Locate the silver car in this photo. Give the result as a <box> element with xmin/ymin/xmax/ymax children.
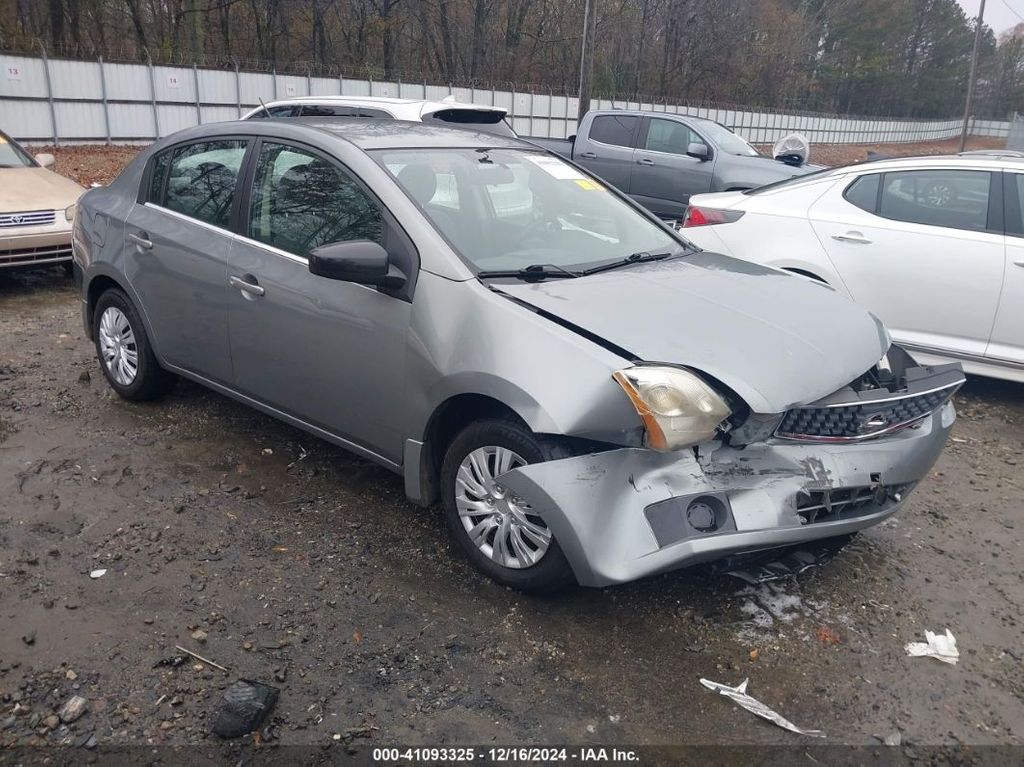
<box><xmin>72</xmin><ymin>120</ymin><xmax>963</xmax><ymax>592</ymax></box>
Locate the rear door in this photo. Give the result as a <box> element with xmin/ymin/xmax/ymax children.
<box><xmin>124</xmin><ymin>138</ymin><xmax>249</xmax><ymax>383</ymax></box>
<box><xmin>808</xmin><ymin>167</ymin><xmax>1004</xmax><ymax>359</ymax></box>
<box><xmin>574</xmin><ymin>114</ymin><xmax>640</xmax><ymax>193</ymax></box>
<box><xmin>990</xmin><ymin>172</ymin><xmax>1024</xmax><ymax>365</ymax></box>
<box><xmin>629</xmin><ymin>117</ymin><xmax>715</xmax><ymax>218</ymax></box>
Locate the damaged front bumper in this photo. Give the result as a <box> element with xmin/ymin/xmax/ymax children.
<box><xmin>500</xmin><ymin>400</ymin><xmax>956</xmax><ymax>587</ymax></box>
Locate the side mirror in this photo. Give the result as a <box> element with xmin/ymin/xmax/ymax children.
<box><xmin>308</xmin><ymin>240</ymin><xmax>405</xmax><ymax>289</ymax></box>
<box><xmin>686</xmin><ymin>142</ymin><xmax>709</xmax><ymax>161</ymax></box>
<box><xmin>35</xmin><ymin>153</ymin><xmax>56</xmax><ymax>168</ymax></box>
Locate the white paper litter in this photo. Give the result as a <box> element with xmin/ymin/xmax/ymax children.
<box><xmin>89</xmin><ymin>569</ymin><xmax>107</xmax><ymax>579</ymax></box>
<box><xmin>700</xmin><ymin>677</ymin><xmax>825</xmax><ymax>738</ymax></box>
<box><xmin>905</xmin><ymin>629</ymin><xmax>959</xmax><ymax>665</ymax></box>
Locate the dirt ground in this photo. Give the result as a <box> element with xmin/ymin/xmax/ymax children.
<box><xmin>1</xmin><ymin>259</ymin><xmax>1023</xmax><ymax>759</ymax></box>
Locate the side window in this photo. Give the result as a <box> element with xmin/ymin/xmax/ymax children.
<box><xmin>644</xmin><ymin>118</ymin><xmax>698</xmax><ymax>155</ymax></box>
<box><xmin>589</xmin><ymin>115</ymin><xmax>640</xmax><ymax>148</ymax></box>
<box><xmin>248</xmin><ymin>142</ymin><xmax>383</xmax><ymax>257</ymax></box>
<box><xmin>843</xmin><ymin>174</ymin><xmax>879</xmax><ymax>213</ymax></box>
<box><xmin>249</xmin><ymin>105</ymin><xmax>296</xmax><ymax>119</ymax></box>
<box><xmin>879</xmin><ymin>170</ymin><xmax>991</xmax><ymax>232</ymax></box>
<box><xmin>146</xmin><ymin>149</ymin><xmax>171</xmax><ymax>203</ymax></box>
<box><xmin>163</xmin><ymin>140</ymin><xmax>247</xmax><ymax>228</ymax></box>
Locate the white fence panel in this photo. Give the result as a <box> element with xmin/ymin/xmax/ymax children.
<box><xmin>1</xmin><ymin>52</ymin><xmax>1013</xmax><ymax>146</ymax></box>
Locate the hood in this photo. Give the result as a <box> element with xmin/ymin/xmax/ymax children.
<box><xmin>0</xmin><ymin>167</ymin><xmax>83</xmax><ymax>213</ymax></box>
<box><xmin>497</xmin><ymin>252</ymin><xmax>889</xmax><ymax>414</ymax></box>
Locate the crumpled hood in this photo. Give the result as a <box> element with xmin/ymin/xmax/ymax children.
<box><xmin>497</xmin><ymin>252</ymin><xmax>889</xmax><ymax>414</ymax></box>
<box><xmin>0</xmin><ymin>168</ymin><xmax>83</xmax><ymax>213</ymax></box>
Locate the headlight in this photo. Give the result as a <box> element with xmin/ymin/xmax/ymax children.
<box><xmin>613</xmin><ymin>366</ymin><xmax>731</xmax><ymax>451</ymax></box>
<box><xmin>64</xmin><ymin>204</ymin><xmax>76</xmax><ymax>222</ymax></box>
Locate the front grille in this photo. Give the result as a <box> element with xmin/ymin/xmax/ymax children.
<box><xmin>0</xmin><ymin>243</ymin><xmax>73</xmax><ymax>266</ymax></box>
<box><xmin>776</xmin><ymin>386</ymin><xmax>956</xmax><ymax>441</ymax></box>
<box><xmin>0</xmin><ymin>210</ymin><xmax>57</xmax><ymax>228</ymax></box>
<box><xmin>796</xmin><ymin>483</ymin><xmax>912</xmax><ymax>525</ymax></box>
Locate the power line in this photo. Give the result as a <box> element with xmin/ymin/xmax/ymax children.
<box><xmin>997</xmin><ymin>0</ymin><xmax>1024</xmax><ymax>26</ymax></box>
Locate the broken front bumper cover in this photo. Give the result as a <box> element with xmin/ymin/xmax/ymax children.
<box><xmin>500</xmin><ymin>400</ymin><xmax>956</xmax><ymax>587</ymax></box>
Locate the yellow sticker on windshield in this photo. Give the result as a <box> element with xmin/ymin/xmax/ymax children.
<box><xmin>0</xmin><ymin>135</ymin><xmax>7</xmax><ymax>144</ymax></box>
<box><xmin>574</xmin><ymin>179</ymin><xmax>604</xmax><ymax>191</ymax></box>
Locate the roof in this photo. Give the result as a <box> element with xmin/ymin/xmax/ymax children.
<box><xmin>299</xmin><ymin>119</ymin><xmax>529</xmax><ymax>150</ymax></box>
<box><xmin>590</xmin><ymin>108</ymin><xmax>717</xmax><ymax>124</ymax></box>
<box><xmin>261</xmin><ymin>95</ymin><xmax>506</xmax><ymax>113</ymax></box>
<box><xmin>843</xmin><ymin>153</ymin><xmax>1024</xmax><ymax>171</ymax></box>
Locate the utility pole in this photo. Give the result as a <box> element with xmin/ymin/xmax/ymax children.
<box><xmin>960</xmin><ymin>0</ymin><xmax>986</xmax><ymax>152</ymax></box>
<box><xmin>577</xmin><ymin>0</ymin><xmax>597</xmax><ymax>126</ymax></box>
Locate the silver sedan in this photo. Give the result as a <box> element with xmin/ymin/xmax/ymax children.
<box><xmin>72</xmin><ymin>119</ymin><xmax>963</xmax><ymax>591</ymax></box>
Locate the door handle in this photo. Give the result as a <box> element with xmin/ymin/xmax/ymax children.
<box><xmin>636</xmin><ymin>157</ymin><xmax>654</xmax><ymax>166</ymax></box>
<box><xmin>1014</xmin><ymin>260</ymin><xmax>1024</xmax><ymax>267</ymax></box>
<box><xmin>229</xmin><ymin>275</ymin><xmax>265</xmax><ymax>297</ymax></box>
<box><xmin>831</xmin><ymin>232</ymin><xmax>872</xmax><ymax>245</ymax></box>
<box><xmin>128</xmin><ymin>232</ymin><xmax>152</xmax><ymax>249</ymax></box>
<box><xmin>578</xmin><ymin>152</ymin><xmax>597</xmax><ymax>159</ymax></box>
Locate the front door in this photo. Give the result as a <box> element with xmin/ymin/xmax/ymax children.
<box><xmin>809</xmin><ymin>168</ymin><xmax>1004</xmax><ymax>359</ymax></box>
<box><xmin>124</xmin><ymin>138</ymin><xmax>249</xmax><ymax>384</ymax></box>
<box><xmin>629</xmin><ymin>117</ymin><xmax>715</xmax><ymax>218</ymax></box>
<box><xmin>226</xmin><ymin>140</ymin><xmax>412</xmax><ymax>462</ymax></box>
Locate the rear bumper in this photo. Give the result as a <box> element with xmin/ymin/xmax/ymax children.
<box><xmin>0</xmin><ymin>228</ymin><xmax>73</xmax><ymax>268</ymax></box>
<box><xmin>500</xmin><ymin>401</ymin><xmax>955</xmax><ymax>587</ymax></box>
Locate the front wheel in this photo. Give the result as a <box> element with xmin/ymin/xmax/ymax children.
<box><xmin>440</xmin><ymin>419</ymin><xmax>575</xmax><ymax>592</ymax></box>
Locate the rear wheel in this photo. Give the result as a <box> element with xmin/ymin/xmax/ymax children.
<box><xmin>93</xmin><ymin>288</ymin><xmax>174</xmax><ymax>401</ymax></box>
<box><xmin>440</xmin><ymin>419</ymin><xmax>575</xmax><ymax>592</ymax></box>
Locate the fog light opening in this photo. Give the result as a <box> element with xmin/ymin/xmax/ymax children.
<box><xmin>686</xmin><ymin>495</ymin><xmax>727</xmax><ymax>533</ymax></box>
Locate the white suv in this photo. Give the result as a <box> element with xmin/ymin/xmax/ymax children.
<box><xmin>681</xmin><ymin>153</ymin><xmax>1024</xmax><ymax>383</ymax></box>
<box><xmin>242</xmin><ymin>96</ymin><xmax>514</xmax><ymax>136</ymax></box>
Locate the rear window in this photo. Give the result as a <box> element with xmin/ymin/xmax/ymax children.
<box><xmin>843</xmin><ymin>174</ymin><xmax>880</xmax><ymax>212</ymax></box>
<box><xmin>299</xmin><ymin>104</ymin><xmax>392</xmax><ymax>118</ymax></box>
<box><xmin>590</xmin><ymin>115</ymin><xmax>640</xmax><ymax>148</ymax></box>
<box><xmin>742</xmin><ymin>167</ymin><xmax>836</xmax><ymax>195</ymax></box>
<box><xmin>424</xmin><ymin>109</ymin><xmax>515</xmax><ymax>137</ymax></box>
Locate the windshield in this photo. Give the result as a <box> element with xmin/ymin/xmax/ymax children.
<box><xmin>0</xmin><ymin>132</ymin><xmax>36</xmax><ymax>168</ymax></box>
<box><xmin>697</xmin><ymin>121</ymin><xmax>759</xmax><ymax>157</ymax></box>
<box><xmin>374</xmin><ymin>148</ymin><xmax>681</xmax><ymax>272</ymax></box>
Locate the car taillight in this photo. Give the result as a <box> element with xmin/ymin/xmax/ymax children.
<box><xmin>682</xmin><ymin>206</ymin><xmax>745</xmax><ymax>227</ymax></box>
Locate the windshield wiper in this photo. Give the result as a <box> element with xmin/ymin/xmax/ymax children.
<box><xmin>579</xmin><ymin>250</ymin><xmax>678</xmax><ymax>276</ymax></box>
<box><xmin>477</xmin><ymin>263</ymin><xmax>581</xmax><ymax>281</ymax></box>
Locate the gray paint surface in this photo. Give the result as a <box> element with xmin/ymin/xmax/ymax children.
<box><xmin>532</xmin><ymin>110</ymin><xmax>825</xmax><ymax>217</ymax></box>
<box><xmin>73</xmin><ymin>118</ymin><xmax>960</xmax><ymax>585</ymax></box>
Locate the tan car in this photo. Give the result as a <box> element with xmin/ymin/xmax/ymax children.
<box><xmin>1</xmin><ymin>130</ymin><xmax>82</xmax><ymax>271</ymax></box>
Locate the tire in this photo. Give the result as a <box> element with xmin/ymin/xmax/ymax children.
<box><xmin>92</xmin><ymin>288</ymin><xmax>174</xmax><ymax>401</ymax></box>
<box><xmin>440</xmin><ymin>419</ymin><xmax>576</xmax><ymax>593</ymax></box>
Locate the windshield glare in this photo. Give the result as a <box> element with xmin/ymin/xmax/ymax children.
<box><xmin>375</xmin><ymin>148</ymin><xmax>680</xmax><ymax>272</ymax></box>
<box><xmin>0</xmin><ymin>132</ymin><xmax>35</xmax><ymax>168</ymax></box>
<box><xmin>698</xmin><ymin>121</ymin><xmax>759</xmax><ymax>157</ymax></box>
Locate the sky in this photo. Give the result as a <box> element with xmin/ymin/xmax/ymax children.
<box><xmin>958</xmin><ymin>0</ymin><xmax>1024</xmax><ymax>35</ymax></box>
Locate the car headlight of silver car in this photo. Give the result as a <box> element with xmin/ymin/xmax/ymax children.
<box><xmin>64</xmin><ymin>204</ymin><xmax>76</xmax><ymax>222</ymax></box>
<box><xmin>613</xmin><ymin>366</ymin><xmax>732</xmax><ymax>451</ymax></box>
